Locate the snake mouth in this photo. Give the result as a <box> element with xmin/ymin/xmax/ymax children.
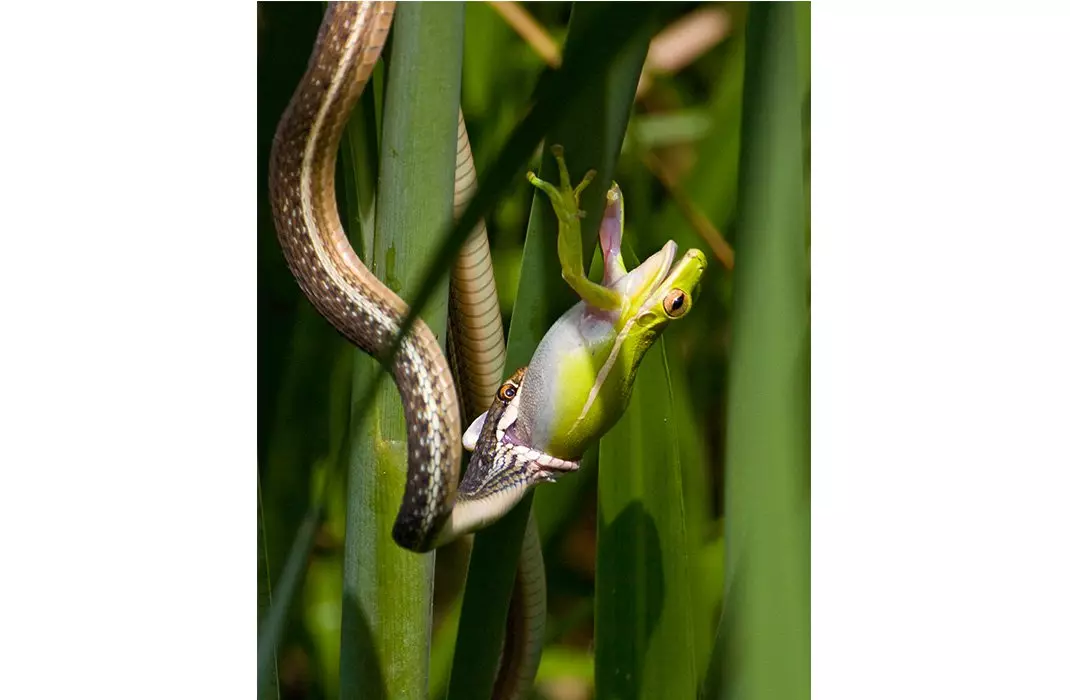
<box><xmin>511</xmin><ymin>441</ymin><xmax>581</xmax><ymax>482</ymax></box>
<box><xmin>442</xmin><ymin>442</ymin><xmax>580</xmax><ymax>545</ymax></box>
<box><xmin>459</xmin><ymin>436</ymin><xmax>579</xmax><ymax>498</ymax></box>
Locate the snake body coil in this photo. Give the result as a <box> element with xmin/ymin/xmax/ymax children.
<box><xmin>268</xmin><ymin>1</ymin><xmax>460</xmax><ymax>551</ymax></box>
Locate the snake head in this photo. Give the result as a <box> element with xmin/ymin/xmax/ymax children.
<box><xmin>434</xmin><ymin>367</ymin><xmax>579</xmax><ymax>543</ymax></box>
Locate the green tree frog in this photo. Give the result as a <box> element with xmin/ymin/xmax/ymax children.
<box><xmin>465</xmin><ymin>145</ymin><xmax>708</xmax><ymax>466</ymax></box>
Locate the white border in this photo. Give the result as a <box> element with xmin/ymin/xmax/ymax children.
<box><xmin>0</xmin><ymin>3</ymin><xmax>251</xmax><ymax>697</ymax></box>
<box><xmin>2</xmin><ymin>2</ymin><xmax>1069</xmax><ymax>699</ymax></box>
<box><xmin>816</xmin><ymin>3</ymin><xmax>1070</xmax><ymax>699</ymax></box>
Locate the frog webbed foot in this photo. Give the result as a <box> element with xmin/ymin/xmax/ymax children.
<box><xmin>527</xmin><ymin>144</ymin><xmax>622</xmax><ymax>312</ymax></box>
<box><xmin>526</xmin><ymin>144</ymin><xmax>597</xmax><ymax>224</ymax></box>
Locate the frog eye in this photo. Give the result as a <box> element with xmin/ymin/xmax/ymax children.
<box><xmin>662</xmin><ymin>288</ymin><xmax>690</xmax><ymax>318</ymax></box>
<box><xmin>497</xmin><ymin>382</ymin><xmax>518</xmax><ymax>402</ymax></box>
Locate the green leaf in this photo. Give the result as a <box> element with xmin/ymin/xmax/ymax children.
<box><xmin>257</xmin><ymin>507</ymin><xmax>321</xmax><ymax>691</ymax></box>
<box><xmin>596</xmin><ymin>342</ymin><xmax>698</xmax><ymax>699</ymax></box>
<box><xmin>668</xmin><ymin>340</ymin><xmax>723</xmax><ymax>688</ymax></box>
<box><xmin>256</xmin><ymin>299</ymin><xmax>353</xmax><ymax>693</ymax></box>
<box><xmin>338</xmin><ymin>5</ymin><xmax>464</xmax><ymax>700</ymax></box>
<box><xmin>719</xmin><ymin>3</ymin><xmax>809</xmax><ymax>700</ymax></box>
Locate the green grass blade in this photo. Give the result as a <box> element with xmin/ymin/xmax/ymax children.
<box><xmin>338</xmin><ymin>4</ymin><xmax>464</xmax><ymax>700</ymax></box>
<box><xmin>256</xmin><ymin>300</ymin><xmax>355</xmax><ymax>694</ymax></box>
<box><xmin>720</xmin><ymin>3</ymin><xmax>809</xmax><ymax>700</ymax></box>
<box><xmin>304</xmin><ymin>348</ymin><xmax>357</xmax><ymax>696</ymax></box>
<box><xmin>668</xmin><ymin>343</ymin><xmax>723</xmax><ymax>692</ymax></box>
<box><xmin>630</xmin><ymin>19</ymin><xmax>750</xmax><ymax>687</ymax></box>
<box><xmin>447</xmin><ymin>4</ymin><xmax>656</xmax><ymax>699</ymax></box>
<box><xmin>429</xmin><ymin>595</ymin><xmax>463</xmax><ymax>700</ymax></box>
<box><xmin>257</xmin><ymin>507</ymin><xmax>320</xmax><ymax>689</ymax></box>
<box><xmin>596</xmin><ymin>341</ymin><xmax>697</xmax><ymax>699</ymax></box>
<box><xmin>257</xmin><ymin>471</ymin><xmax>280</xmax><ymax>700</ymax></box>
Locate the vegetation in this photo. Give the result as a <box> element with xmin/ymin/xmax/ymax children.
<box><xmin>257</xmin><ymin>3</ymin><xmax>810</xmax><ymax>699</ymax></box>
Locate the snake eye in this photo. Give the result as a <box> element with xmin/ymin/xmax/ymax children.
<box><xmin>498</xmin><ymin>383</ymin><xmax>518</xmax><ymax>402</ymax></box>
<box><xmin>663</xmin><ymin>288</ymin><xmax>690</xmax><ymax>318</ymax></box>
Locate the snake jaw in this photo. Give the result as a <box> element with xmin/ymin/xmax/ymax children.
<box><xmin>458</xmin><ymin>421</ymin><xmax>580</xmax><ymax>500</ymax></box>
<box><xmin>520</xmin><ymin>443</ymin><xmax>581</xmax><ymax>484</ymax></box>
<box><xmin>438</xmin><ymin>368</ymin><xmax>580</xmax><ymax>541</ymax></box>
<box><xmin>435</xmin><ymin>441</ymin><xmax>579</xmax><ymax>544</ymax></box>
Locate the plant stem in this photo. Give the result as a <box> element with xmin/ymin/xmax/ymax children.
<box><xmin>339</xmin><ymin>5</ymin><xmax>464</xmax><ymax>699</ymax></box>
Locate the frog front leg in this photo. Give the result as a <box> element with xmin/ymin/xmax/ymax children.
<box><xmin>527</xmin><ymin>145</ymin><xmax>622</xmax><ymax>312</ymax></box>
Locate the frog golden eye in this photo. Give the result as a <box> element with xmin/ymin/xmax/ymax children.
<box><xmin>497</xmin><ymin>383</ymin><xmax>518</xmax><ymax>402</ymax></box>
<box><xmin>663</xmin><ymin>289</ymin><xmax>690</xmax><ymax>318</ymax></box>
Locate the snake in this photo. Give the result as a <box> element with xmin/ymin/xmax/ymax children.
<box><xmin>268</xmin><ymin>2</ymin><xmax>554</xmax><ymax>696</ymax></box>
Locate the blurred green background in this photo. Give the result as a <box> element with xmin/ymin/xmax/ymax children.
<box><xmin>258</xmin><ymin>3</ymin><xmax>810</xmax><ymax>699</ymax></box>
